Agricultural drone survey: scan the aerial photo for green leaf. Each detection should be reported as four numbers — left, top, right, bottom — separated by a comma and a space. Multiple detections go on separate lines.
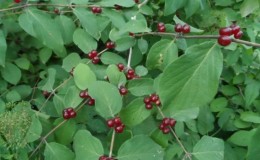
138, 38, 148, 54
184, 0, 201, 18
102, 8, 126, 28
41, 68, 56, 91
210, 97, 228, 112
168, 107, 199, 122
120, 98, 151, 127
228, 130, 256, 147
146, 39, 178, 70
240, 0, 259, 17
55, 15, 76, 44
54, 118, 77, 145
115, 37, 136, 51
73, 63, 97, 90
73, 130, 104, 160
100, 52, 126, 65
6, 90, 21, 102
247, 127, 260, 160
0, 62, 22, 85
106, 65, 127, 86
73, 28, 97, 53
19, 9, 66, 57
25, 115, 42, 143
240, 111, 260, 123
88, 81, 122, 118
64, 86, 84, 108
197, 106, 215, 135
158, 42, 223, 111
117, 135, 164, 160
97, 0, 135, 7
73, 8, 100, 39
128, 78, 155, 96
164, 0, 186, 16
135, 65, 148, 76
44, 142, 75, 160
0, 30, 6, 67
119, 20, 151, 34
62, 52, 81, 72
245, 81, 260, 108
192, 136, 224, 160
39, 48, 52, 64
14, 57, 30, 70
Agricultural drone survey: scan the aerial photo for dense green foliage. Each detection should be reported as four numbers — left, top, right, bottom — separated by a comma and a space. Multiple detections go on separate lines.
0, 0, 260, 160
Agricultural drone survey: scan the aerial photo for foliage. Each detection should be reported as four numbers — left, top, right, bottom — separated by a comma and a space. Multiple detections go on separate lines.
0, 0, 260, 160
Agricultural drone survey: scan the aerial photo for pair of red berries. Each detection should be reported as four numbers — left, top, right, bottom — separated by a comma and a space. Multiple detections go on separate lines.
107, 117, 125, 133
159, 117, 176, 134
143, 93, 161, 110
119, 86, 128, 96
88, 50, 100, 64
126, 68, 139, 80
175, 23, 190, 34
218, 24, 243, 46
157, 22, 166, 32
79, 90, 95, 106
106, 41, 116, 49
91, 7, 102, 14
14, 0, 21, 3
63, 108, 77, 119
99, 155, 116, 160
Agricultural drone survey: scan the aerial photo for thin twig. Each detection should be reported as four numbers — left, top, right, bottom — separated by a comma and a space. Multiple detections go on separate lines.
138, 0, 149, 8
127, 47, 133, 69
109, 130, 116, 158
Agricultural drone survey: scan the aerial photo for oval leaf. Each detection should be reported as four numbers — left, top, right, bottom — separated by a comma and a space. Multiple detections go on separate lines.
73, 63, 96, 90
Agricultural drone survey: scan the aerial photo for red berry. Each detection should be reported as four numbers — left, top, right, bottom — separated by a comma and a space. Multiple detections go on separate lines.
169, 118, 176, 127
92, 56, 100, 64
175, 23, 183, 33
69, 111, 77, 118
182, 24, 190, 34
162, 118, 170, 126
107, 119, 115, 128
158, 26, 166, 32
119, 86, 128, 95
14, 0, 21, 3
134, 0, 139, 3
219, 27, 232, 36
106, 41, 115, 49
88, 98, 95, 106
88, 50, 98, 59
218, 36, 231, 46
99, 156, 107, 160
114, 4, 122, 10
115, 125, 124, 133
145, 103, 153, 110
114, 117, 122, 126
162, 127, 170, 134
117, 63, 124, 71
129, 32, 135, 37
143, 97, 151, 104
150, 94, 159, 102
234, 30, 243, 39
63, 111, 70, 119
96, 7, 102, 13
155, 100, 161, 106
159, 123, 165, 130
230, 24, 240, 35
92, 7, 102, 14
67, 107, 74, 113
127, 69, 135, 76
126, 74, 134, 80
54, 8, 60, 14
157, 22, 165, 28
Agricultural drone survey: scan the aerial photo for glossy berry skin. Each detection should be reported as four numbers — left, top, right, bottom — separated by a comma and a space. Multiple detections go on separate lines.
107, 119, 115, 128
63, 111, 70, 119
169, 118, 177, 127
114, 117, 122, 126
162, 118, 170, 126
69, 111, 77, 118
143, 97, 151, 104
157, 22, 165, 28
126, 74, 134, 80
127, 69, 135, 76
67, 107, 74, 113
106, 41, 115, 49
158, 26, 166, 32
234, 31, 243, 39
88, 50, 98, 59
92, 56, 100, 64
79, 90, 90, 99
115, 125, 124, 133
230, 24, 240, 35
14, 0, 21, 3
182, 24, 190, 34
155, 100, 161, 106
175, 23, 183, 33
145, 103, 153, 110
119, 86, 128, 95
91, 7, 102, 14
219, 27, 232, 36
117, 63, 124, 71
162, 127, 170, 134
150, 94, 159, 102
88, 98, 95, 106
159, 124, 165, 130
218, 36, 231, 46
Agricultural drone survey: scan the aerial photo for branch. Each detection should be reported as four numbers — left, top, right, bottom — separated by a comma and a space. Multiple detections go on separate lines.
138, 0, 149, 8
136, 32, 260, 48
109, 130, 116, 158
127, 47, 133, 69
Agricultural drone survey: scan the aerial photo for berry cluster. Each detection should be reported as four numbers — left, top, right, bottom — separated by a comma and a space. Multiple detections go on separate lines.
106, 41, 116, 49
88, 50, 100, 64
157, 22, 166, 32
91, 6, 102, 14
63, 108, 77, 120
99, 155, 116, 160
79, 90, 95, 106
143, 93, 161, 110
107, 117, 125, 133
218, 24, 243, 46
126, 69, 139, 80
159, 117, 176, 134
14, 0, 21, 3
119, 86, 128, 96
174, 23, 190, 34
